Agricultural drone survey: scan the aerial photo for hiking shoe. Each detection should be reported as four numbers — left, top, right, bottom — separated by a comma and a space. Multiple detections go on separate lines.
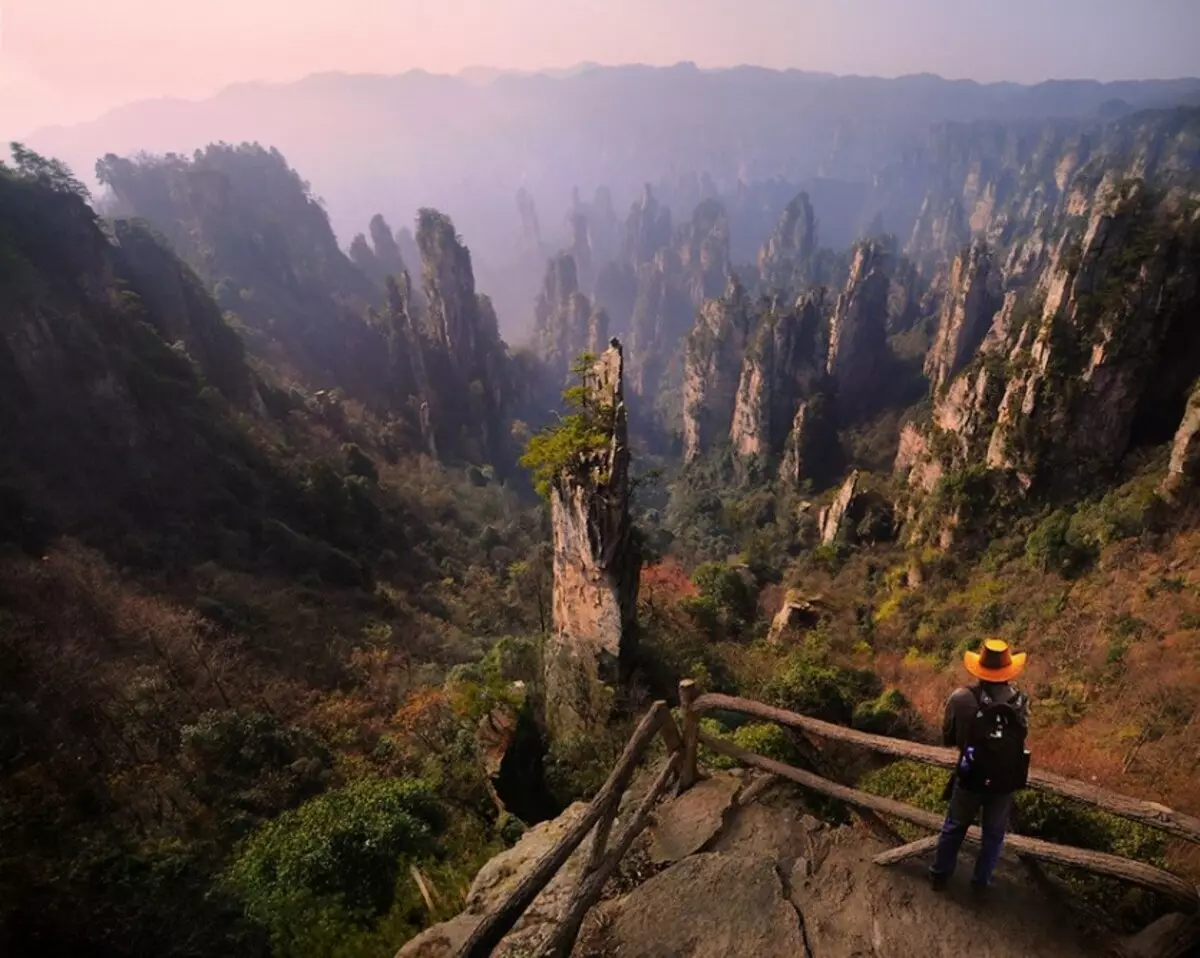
929, 872, 948, 891
969, 879, 990, 896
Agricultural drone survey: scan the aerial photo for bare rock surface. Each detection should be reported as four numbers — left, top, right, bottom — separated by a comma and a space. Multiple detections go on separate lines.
399, 771, 1169, 958
789, 826, 1100, 958
604, 850, 809, 958
543, 342, 640, 740
766, 590, 825, 643
396, 802, 595, 958
647, 773, 742, 864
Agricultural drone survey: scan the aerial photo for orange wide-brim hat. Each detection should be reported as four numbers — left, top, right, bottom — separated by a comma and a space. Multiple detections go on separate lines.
964, 638, 1027, 682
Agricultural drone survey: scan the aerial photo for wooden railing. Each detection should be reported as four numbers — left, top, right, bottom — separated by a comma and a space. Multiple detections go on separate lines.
684, 682, 1200, 909
458, 678, 1200, 957
457, 700, 684, 958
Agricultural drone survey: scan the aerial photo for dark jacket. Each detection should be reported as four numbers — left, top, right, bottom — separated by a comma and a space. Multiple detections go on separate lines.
942, 681, 1030, 752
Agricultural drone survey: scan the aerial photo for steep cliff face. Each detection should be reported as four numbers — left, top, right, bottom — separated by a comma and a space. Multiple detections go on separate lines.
728, 291, 828, 461
349, 213, 409, 288
675, 198, 731, 305
898, 166, 1200, 545
567, 211, 594, 294
416, 209, 513, 463
680, 279, 841, 484
531, 252, 612, 383
625, 199, 731, 399
626, 249, 694, 397
624, 184, 674, 267
379, 271, 436, 453
682, 277, 754, 462
543, 342, 640, 740
758, 191, 817, 287
826, 241, 893, 420
984, 182, 1200, 485
906, 195, 970, 274
778, 394, 839, 488
925, 239, 1000, 393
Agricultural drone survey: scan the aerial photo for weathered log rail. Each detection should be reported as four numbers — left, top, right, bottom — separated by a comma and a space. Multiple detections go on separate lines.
457, 700, 683, 958
690, 688, 1200, 846
458, 678, 1199, 957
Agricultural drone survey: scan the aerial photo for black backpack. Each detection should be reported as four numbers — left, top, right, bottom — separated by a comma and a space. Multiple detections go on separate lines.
957, 685, 1031, 794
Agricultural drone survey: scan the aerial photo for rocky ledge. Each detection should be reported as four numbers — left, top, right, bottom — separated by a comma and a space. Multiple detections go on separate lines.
398, 770, 1175, 957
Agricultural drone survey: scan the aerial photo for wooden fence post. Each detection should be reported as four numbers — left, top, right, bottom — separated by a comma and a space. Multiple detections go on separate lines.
678, 679, 699, 791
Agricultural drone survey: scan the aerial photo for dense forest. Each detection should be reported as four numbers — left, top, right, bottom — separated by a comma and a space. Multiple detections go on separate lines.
4, 79, 1200, 957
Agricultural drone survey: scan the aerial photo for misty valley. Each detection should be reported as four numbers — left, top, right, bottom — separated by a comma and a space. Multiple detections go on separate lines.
3, 62, 1200, 958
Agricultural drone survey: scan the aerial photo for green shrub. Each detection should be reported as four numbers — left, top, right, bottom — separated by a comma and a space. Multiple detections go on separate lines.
764, 655, 882, 724
1025, 509, 1096, 577
225, 778, 444, 952
859, 759, 949, 816
697, 717, 738, 770
851, 689, 918, 738
519, 353, 615, 499
181, 710, 332, 822
691, 561, 757, 634
732, 722, 798, 764
479, 635, 540, 685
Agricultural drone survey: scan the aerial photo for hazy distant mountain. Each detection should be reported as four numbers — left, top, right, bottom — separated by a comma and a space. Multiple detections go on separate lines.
457, 62, 603, 85
29, 64, 1200, 336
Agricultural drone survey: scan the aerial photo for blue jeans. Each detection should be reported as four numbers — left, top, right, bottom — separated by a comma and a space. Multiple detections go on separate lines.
930, 781, 1013, 885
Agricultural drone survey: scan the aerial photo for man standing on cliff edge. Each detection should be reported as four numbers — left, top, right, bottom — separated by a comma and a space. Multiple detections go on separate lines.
930, 638, 1031, 891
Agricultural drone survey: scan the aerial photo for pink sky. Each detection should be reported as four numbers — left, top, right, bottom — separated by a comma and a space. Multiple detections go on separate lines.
3, 0, 1198, 139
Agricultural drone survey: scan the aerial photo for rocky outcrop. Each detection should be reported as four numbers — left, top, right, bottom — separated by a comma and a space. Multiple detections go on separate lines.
626, 199, 731, 399
675, 198, 731, 305
395, 801, 595, 957
624, 184, 673, 267
826, 241, 893, 420
531, 253, 603, 380
1166, 385, 1200, 492
350, 213, 409, 288
766, 590, 825, 643
682, 277, 753, 461
925, 239, 999, 393
906, 195, 970, 273
567, 210, 594, 293
778, 396, 838, 488
543, 342, 640, 740
415, 208, 512, 461
818, 470, 860, 544
758, 191, 817, 287
516, 187, 543, 257
405, 770, 1119, 958
607, 850, 809, 958
983, 182, 1198, 485
728, 291, 828, 461
897, 167, 1200, 546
